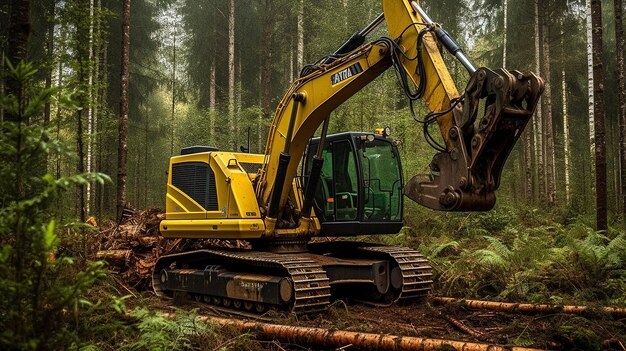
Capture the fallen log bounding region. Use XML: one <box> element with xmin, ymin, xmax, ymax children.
<box><xmin>154</xmin><ymin>312</ymin><xmax>547</xmax><ymax>351</ymax></box>
<box><xmin>432</xmin><ymin>297</ymin><xmax>626</xmax><ymax>318</ymax></box>
<box><xmin>96</xmin><ymin>250</ymin><xmax>132</xmax><ymax>266</ymax></box>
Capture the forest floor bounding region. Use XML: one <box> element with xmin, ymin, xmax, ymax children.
<box><xmin>126</xmin><ymin>292</ymin><xmax>625</xmax><ymax>350</ymax></box>
<box><xmin>96</xmin><ymin>209</ymin><xmax>626</xmax><ymax>350</ymax></box>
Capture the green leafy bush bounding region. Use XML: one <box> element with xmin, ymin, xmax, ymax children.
<box><xmin>0</xmin><ymin>61</ymin><xmax>110</xmax><ymax>350</ymax></box>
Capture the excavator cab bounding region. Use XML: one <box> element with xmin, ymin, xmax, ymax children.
<box><xmin>303</xmin><ymin>132</ymin><xmax>404</xmax><ymax>236</ymax></box>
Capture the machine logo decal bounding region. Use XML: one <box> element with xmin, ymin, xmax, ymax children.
<box><xmin>331</xmin><ymin>63</ymin><xmax>363</xmax><ymax>85</ymax></box>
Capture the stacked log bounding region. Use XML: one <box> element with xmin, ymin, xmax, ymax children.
<box><xmin>94</xmin><ymin>208</ymin><xmax>248</xmax><ymax>290</ymax></box>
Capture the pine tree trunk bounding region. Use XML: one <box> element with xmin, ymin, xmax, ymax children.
<box><xmin>117</xmin><ymin>0</ymin><xmax>131</xmax><ymax>221</ymax></box>
<box><xmin>92</xmin><ymin>0</ymin><xmax>102</xmax><ymax>216</ymax></box>
<box><xmin>258</xmin><ymin>70</ymin><xmax>263</xmax><ymax>150</ymax></box>
<box><xmin>55</xmin><ymin>28</ymin><xmax>65</xmax><ymax>182</ymax></box>
<box><xmin>534</xmin><ymin>0</ymin><xmax>544</xmax><ymax>202</ymax></box>
<box><xmin>228</xmin><ymin>0</ymin><xmax>236</xmax><ymax>149</ymax></box>
<box><xmin>86</xmin><ymin>0</ymin><xmax>95</xmax><ymax>215</ymax></box>
<box><xmin>43</xmin><ymin>1</ymin><xmax>54</xmax><ymax>128</ymax></box>
<box><xmin>615</xmin><ymin>0</ymin><xmax>626</xmax><ymax>221</ymax></box>
<box><xmin>96</xmin><ymin>28</ymin><xmax>107</xmax><ymax>219</ymax></box>
<box><xmin>523</xmin><ymin>131</ymin><xmax>533</xmax><ymax>201</ymax></box>
<box><xmin>208</xmin><ymin>5</ymin><xmax>217</xmax><ymax>144</ymax></box>
<box><xmin>502</xmin><ymin>0</ymin><xmax>508</xmax><ymax>68</ymax></box>
<box><xmin>237</xmin><ymin>53</ymin><xmax>242</xmax><ymax>115</ymax></box>
<box><xmin>289</xmin><ymin>41</ymin><xmax>294</xmax><ymax>83</ymax></box>
<box><xmin>76</xmin><ymin>90</ymin><xmax>85</xmax><ymax>221</ymax></box>
<box><xmin>591</xmin><ymin>0</ymin><xmax>608</xmax><ymax>231</ymax></box>
<box><xmin>297</xmin><ymin>0</ymin><xmax>304</xmax><ymax>73</ymax></box>
<box><xmin>562</xmin><ymin>64</ymin><xmax>571</xmax><ymax>205</ymax></box>
<box><xmin>209</xmin><ymin>61</ymin><xmax>216</xmax><ymax>142</ymax></box>
<box><xmin>260</xmin><ymin>0</ymin><xmax>274</xmax><ymax>150</ymax></box>
<box><xmin>1</xmin><ymin>49</ymin><xmax>5</xmax><ymax>122</ymax></box>
<box><xmin>560</xmin><ymin>21</ymin><xmax>571</xmax><ymax>205</ymax></box>
<box><xmin>587</xmin><ymin>0</ymin><xmax>596</xmax><ymax>194</ymax></box>
<box><xmin>541</xmin><ymin>4</ymin><xmax>556</xmax><ymax>205</ymax></box>
<box><xmin>144</xmin><ymin>116</ymin><xmax>148</xmax><ymax>206</ymax></box>
<box><xmin>170</xmin><ymin>32</ymin><xmax>176</xmax><ymax>156</ymax></box>
<box><xmin>5</xmin><ymin>0</ymin><xmax>31</xmax><ymax>123</ymax></box>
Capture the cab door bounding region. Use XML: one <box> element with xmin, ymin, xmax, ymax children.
<box><xmin>310</xmin><ymin>140</ymin><xmax>360</xmax><ymax>222</ymax></box>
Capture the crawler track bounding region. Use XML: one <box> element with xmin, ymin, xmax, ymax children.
<box><xmin>358</xmin><ymin>245</ymin><xmax>433</xmax><ymax>301</ymax></box>
<box><xmin>153</xmin><ymin>249</ymin><xmax>332</xmax><ymax>314</ymax></box>
<box><xmin>153</xmin><ymin>243</ymin><xmax>433</xmax><ymax>315</ymax></box>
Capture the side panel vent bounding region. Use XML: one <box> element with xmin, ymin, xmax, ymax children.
<box><xmin>172</xmin><ymin>162</ymin><xmax>218</xmax><ymax>211</ymax></box>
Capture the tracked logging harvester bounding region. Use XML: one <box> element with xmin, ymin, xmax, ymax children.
<box><xmin>154</xmin><ymin>0</ymin><xmax>544</xmax><ymax>314</ymax></box>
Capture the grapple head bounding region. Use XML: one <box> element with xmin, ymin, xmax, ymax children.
<box><xmin>405</xmin><ymin>68</ymin><xmax>544</xmax><ymax>211</ymax></box>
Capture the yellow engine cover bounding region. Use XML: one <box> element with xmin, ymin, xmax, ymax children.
<box><xmin>160</xmin><ymin>150</ymin><xmax>319</xmax><ymax>239</ymax></box>
<box><xmin>161</xmin><ymin>150</ymin><xmax>266</xmax><ymax>239</ymax></box>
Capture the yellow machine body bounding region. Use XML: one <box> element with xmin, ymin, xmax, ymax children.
<box><xmin>160</xmin><ymin>151</ymin><xmax>321</xmax><ymax>239</ymax></box>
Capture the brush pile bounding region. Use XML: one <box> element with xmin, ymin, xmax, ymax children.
<box><xmin>94</xmin><ymin>208</ymin><xmax>248</xmax><ymax>291</ymax></box>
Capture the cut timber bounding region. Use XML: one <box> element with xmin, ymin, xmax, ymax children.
<box><xmin>155</xmin><ymin>312</ymin><xmax>547</xmax><ymax>351</ymax></box>
<box><xmin>432</xmin><ymin>297</ymin><xmax>626</xmax><ymax>318</ymax></box>
<box><xmin>96</xmin><ymin>250</ymin><xmax>132</xmax><ymax>266</ymax></box>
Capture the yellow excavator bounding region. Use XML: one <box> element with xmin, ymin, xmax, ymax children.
<box><xmin>154</xmin><ymin>0</ymin><xmax>544</xmax><ymax>314</ymax></box>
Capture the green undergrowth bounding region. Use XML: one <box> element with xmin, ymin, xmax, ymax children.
<box><xmin>360</xmin><ymin>202</ymin><xmax>626</xmax><ymax>308</ymax></box>
<box><xmin>389</xmin><ymin>204</ymin><xmax>626</xmax><ymax>307</ymax></box>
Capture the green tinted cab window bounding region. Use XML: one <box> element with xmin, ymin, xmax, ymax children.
<box><xmin>360</xmin><ymin>140</ymin><xmax>402</xmax><ymax>221</ymax></box>
<box><xmin>332</xmin><ymin>141</ymin><xmax>358</xmax><ymax>221</ymax></box>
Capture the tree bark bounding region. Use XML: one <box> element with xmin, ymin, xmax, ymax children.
<box><xmin>170</xmin><ymin>32</ymin><xmax>176</xmax><ymax>156</ymax></box>
<box><xmin>261</xmin><ymin>0</ymin><xmax>274</xmax><ymax>120</ymax></box>
<box><xmin>1</xmin><ymin>49</ymin><xmax>5</xmax><ymax>122</ymax></box>
<box><xmin>55</xmin><ymin>27</ymin><xmax>65</xmax><ymax>183</ymax></box>
<box><xmin>144</xmin><ymin>115</ymin><xmax>148</xmax><ymax>206</ymax></box>
<box><xmin>562</xmin><ymin>63</ymin><xmax>571</xmax><ymax>205</ymax></box>
<box><xmin>76</xmin><ymin>95</ymin><xmax>85</xmax><ymax>221</ymax></box>
<box><xmin>43</xmin><ymin>0</ymin><xmax>54</xmax><ymax>128</ymax></box>
<box><xmin>523</xmin><ymin>131</ymin><xmax>533</xmax><ymax>201</ymax></box>
<box><xmin>615</xmin><ymin>0</ymin><xmax>626</xmax><ymax>222</ymax></box>
<box><xmin>559</xmin><ymin>21</ymin><xmax>571</xmax><ymax>205</ymax></box>
<box><xmin>289</xmin><ymin>40</ymin><xmax>294</xmax><ymax>83</ymax></box>
<box><xmin>502</xmin><ymin>0</ymin><xmax>508</xmax><ymax>68</ymax></box>
<box><xmin>534</xmin><ymin>0</ymin><xmax>544</xmax><ymax>202</ymax></box>
<box><xmin>209</xmin><ymin>62</ymin><xmax>216</xmax><ymax>142</ymax></box>
<box><xmin>96</xmin><ymin>28</ymin><xmax>107</xmax><ymax>220</ymax></box>
<box><xmin>87</xmin><ymin>0</ymin><xmax>95</xmax><ymax>215</ymax></box>
<box><xmin>228</xmin><ymin>0</ymin><xmax>236</xmax><ymax>149</ymax></box>
<box><xmin>117</xmin><ymin>0</ymin><xmax>131</xmax><ymax>221</ymax></box>
<box><xmin>297</xmin><ymin>0</ymin><xmax>304</xmax><ymax>73</ymax></box>
<box><xmin>4</xmin><ymin>0</ymin><xmax>31</xmax><ymax>123</ymax></box>
<box><xmin>591</xmin><ymin>0</ymin><xmax>608</xmax><ymax>231</ymax></box>
<box><xmin>208</xmin><ymin>7</ymin><xmax>217</xmax><ymax>144</ymax></box>
<box><xmin>541</xmin><ymin>2</ymin><xmax>556</xmax><ymax>205</ymax></box>
<box><xmin>586</xmin><ymin>0</ymin><xmax>596</xmax><ymax>195</ymax></box>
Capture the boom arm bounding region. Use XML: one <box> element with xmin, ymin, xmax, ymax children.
<box><xmin>256</xmin><ymin>0</ymin><xmax>544</xmax><ymax>232</ymax></box>
<box><xmin>255</xmin><ymin>42</ymin><xmax>394</xmax><ymax>226</ymax></box>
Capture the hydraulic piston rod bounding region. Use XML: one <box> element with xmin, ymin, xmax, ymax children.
<box><xmin>410</xmin><ymin>1</ymin><xmax>476</xmax><ymax>74</ymax></box>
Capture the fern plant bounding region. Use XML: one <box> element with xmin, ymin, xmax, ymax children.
<box><xmin>121</xmin><ymin>309</ymin><xmax>253</xmax><ymax>351</ymax></box>
<box><xmin>564</xmin><ymin>231</ymin><xmax>626</xmax><ymax>293</ymax></box>
<box><xmin>471</xmin><ymin>232</ymin><xmax>550</xmax><ymax>299</ymax></box>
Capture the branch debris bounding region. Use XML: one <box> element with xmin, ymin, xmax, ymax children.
<box><xmin>94</xmin><ymin>208</ymin><xmax>248</xmax><ymax>290</ymax></box>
